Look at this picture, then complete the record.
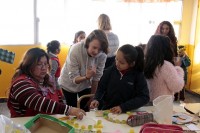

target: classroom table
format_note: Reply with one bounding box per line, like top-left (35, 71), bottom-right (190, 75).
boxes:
top-left (184, 103), bottom-right (200, 115)
top-left (11, 103), bottom-right (200, 133)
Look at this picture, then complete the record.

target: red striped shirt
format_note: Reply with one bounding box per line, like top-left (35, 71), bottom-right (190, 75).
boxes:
top-left (7, 75), bottom-right (70, 117)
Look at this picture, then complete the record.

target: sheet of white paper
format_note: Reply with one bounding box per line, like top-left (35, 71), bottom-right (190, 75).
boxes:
top-left (186, 124), bottom-right (200, 131)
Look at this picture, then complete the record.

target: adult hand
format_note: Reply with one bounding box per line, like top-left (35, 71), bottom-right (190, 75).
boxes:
top-left (110, 106), bottom-right (122, 114)
top-left (86, 66), bottom-right (96, 79)
top-left (90, 100), bottom-right (99, 109)
top-left (68, 107), bottom-right (86, 120)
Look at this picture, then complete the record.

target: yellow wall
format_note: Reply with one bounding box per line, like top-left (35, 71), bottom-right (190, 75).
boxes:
top-left (189, 0), bottom-right (200, 94)
top-left (0, 44), bottom-right (70, 98)
top-left (178, 0), bottom-right (198, 91)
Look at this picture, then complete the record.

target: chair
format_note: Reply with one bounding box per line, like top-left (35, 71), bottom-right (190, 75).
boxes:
top-left (77, 94), bottom-right (94, 108)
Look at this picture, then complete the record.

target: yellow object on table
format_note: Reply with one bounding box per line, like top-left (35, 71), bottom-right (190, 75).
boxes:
top-left (129, 128), bottom-right (135, 133)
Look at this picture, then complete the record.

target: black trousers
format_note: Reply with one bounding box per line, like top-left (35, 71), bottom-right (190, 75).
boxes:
top-left (62, 88), bottom-right (91, 111)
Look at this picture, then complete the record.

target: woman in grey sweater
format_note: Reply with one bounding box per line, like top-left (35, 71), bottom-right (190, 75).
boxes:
top-left (58, 30), bottom-right (108, 111)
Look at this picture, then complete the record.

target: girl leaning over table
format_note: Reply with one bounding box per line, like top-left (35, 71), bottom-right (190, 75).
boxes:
top-left (90, 44), bottom-right (150, 114)
top-left (58, 29), bottom-right (108, 112)
top-left (7, 48), bottom-right (85, 119)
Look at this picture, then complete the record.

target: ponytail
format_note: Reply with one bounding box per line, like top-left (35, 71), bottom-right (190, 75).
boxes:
top-left (134, 46), bottom-right (144, 72)
top-left (118, 44), bottom-right (144, 72)
top-left (46, 40), bottom-right (60, 54)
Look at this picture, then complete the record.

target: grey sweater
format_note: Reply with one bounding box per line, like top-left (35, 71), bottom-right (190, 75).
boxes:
top-left (106, 32), bottom-right (119, 57)
top-left (58, 41), bottom-right (107, 92)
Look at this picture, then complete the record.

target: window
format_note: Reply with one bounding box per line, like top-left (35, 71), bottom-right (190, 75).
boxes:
top-left (0, 0), bottom-right (34, 45)
top-left (0, 0), bottom-right (182, 45)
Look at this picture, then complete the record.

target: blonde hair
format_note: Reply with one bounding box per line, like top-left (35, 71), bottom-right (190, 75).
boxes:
top-left (98, 14), bottom-right (112, 30)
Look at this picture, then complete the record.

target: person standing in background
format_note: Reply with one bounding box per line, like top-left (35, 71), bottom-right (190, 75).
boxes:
top-left (73, 31), bottom-right (86, 44)
top-left (155, 21), bottom-right (178, 56)
top-left (174, 45), bottom-right (191, 101)
top-left (58, 30), bottom-right (108, 111)
top-left (47, 40), bottom-right (64, 103)
top-left (98, 14), bottom-right (119, 69)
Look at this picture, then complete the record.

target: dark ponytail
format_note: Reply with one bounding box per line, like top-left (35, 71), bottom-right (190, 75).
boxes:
top-left (47, 40), bottom-right (60, 54)
top-left (118, 44), bottom-right (144, 72)
top-left (135, 46), bottom-right (144, 72)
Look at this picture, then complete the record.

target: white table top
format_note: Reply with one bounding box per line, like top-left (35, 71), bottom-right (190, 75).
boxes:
top-left (11, 103), bottom-right (200, 133)
top-left (185, 103), bottom-right (200, 115)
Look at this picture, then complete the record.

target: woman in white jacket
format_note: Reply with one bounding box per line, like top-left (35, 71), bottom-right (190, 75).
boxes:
top-left (59, 29), bottom-right (108, 111)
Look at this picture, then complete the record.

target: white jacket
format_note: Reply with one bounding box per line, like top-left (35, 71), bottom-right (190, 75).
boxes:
top-left (58, 41), bottom-right (107, 92)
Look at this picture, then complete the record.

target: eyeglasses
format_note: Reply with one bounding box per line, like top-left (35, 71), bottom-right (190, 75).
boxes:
top-left (36, 63), bottom-right (49, 69)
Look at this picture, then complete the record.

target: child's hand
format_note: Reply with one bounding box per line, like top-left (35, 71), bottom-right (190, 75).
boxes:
top-left (173, 57), bottom-right (182, 66)
top-left (90, 100), bottom-right (99, 109)
top-left (110, 106), bottom-right (122, 114)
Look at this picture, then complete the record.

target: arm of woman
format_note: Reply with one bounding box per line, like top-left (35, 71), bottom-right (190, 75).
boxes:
top-left (92, 53), bottom-right (107, 82)
top-left (90, 68), bottom-right (111, 109)
top-left (91, 80), bottom-right (98, 94)
top-left (12, 81), bottom-right (70, 115)
top-left (67, 45), bottom-right (88, 84)
top-left (163, 61), bottom-right (184, 93)
top-left (93, 68), bottom-right (111, 101)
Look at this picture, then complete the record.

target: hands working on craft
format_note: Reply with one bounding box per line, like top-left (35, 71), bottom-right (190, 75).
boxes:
top-left (90, 100), bottom-right (99, 109)
top-left (90, 100), bottom-right (122, 114)
top-left (69, 107), bottom-right (86, 120)
top-left (86, 66), bottom-right (96, 79)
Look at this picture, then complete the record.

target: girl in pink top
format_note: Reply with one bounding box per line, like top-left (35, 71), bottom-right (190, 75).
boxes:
top-left (144, 35), bottom-right (184, 102)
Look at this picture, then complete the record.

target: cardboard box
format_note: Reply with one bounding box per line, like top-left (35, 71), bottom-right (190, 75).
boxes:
top-left (24, 114), bottom-right (74, 133)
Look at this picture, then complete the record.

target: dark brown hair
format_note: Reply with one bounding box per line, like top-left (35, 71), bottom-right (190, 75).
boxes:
top-left (47, 40), bottom-right (60, 54)
top-left (155, 21), bottom-right (178, 56)
top-left (144, 35), bottom-right (174, 79)
top-left (85, 29), bottom-right (109, 54)
top-left (13, 48), bottom-right (52, 87)
top-left (118, 44), bottom-right (144, 72)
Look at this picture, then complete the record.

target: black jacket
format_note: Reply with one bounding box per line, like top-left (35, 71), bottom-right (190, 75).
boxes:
top-left (94, 65), bottom-right (149, 112)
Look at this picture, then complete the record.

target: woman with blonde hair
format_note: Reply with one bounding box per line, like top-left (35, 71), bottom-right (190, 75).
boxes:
top-left (98, 13), bottom-right (119, 69)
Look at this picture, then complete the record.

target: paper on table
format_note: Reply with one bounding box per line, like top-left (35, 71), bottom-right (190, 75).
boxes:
top-left (186, 124), bottom-right (200, 131)
top-left (172, 112), bottom-right (193, 124)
